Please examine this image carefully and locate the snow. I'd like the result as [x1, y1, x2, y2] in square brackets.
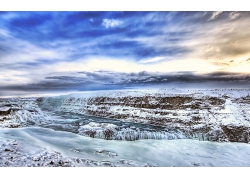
[1, 88, 250, 166]
[0, 107, 11, 111]
[1, 127, 250, 167]
[81, 122, 118, 130]
[0, 129, 81, 167]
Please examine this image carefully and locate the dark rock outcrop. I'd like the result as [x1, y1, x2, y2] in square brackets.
[221, 125, 250, 143]
[0, 107, 11, 116]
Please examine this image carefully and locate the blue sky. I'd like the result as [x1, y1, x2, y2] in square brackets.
[1, 11, 250, 96]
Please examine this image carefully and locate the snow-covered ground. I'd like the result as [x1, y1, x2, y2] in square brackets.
[1, 127, 250, 167]
[1, 88, 250, 166]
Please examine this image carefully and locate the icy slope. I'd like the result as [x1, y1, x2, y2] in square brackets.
[38, 89, 250, 143]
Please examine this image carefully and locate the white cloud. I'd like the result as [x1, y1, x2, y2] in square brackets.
[3, 44, 62, 64]
[0, 34, 70, 64]
[52, 56, 218, 74]
[144, 77, 155, 82]
[229, 12, 240, 20]
[204, 46, 221, 53]
[0, 70, 31, 85]
[208, 11, 223, 21]
[102, 19, 123, 28]
[139, 57, 166, 63]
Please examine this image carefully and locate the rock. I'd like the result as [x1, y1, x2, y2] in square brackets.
[0, 107, 11, 116]
[7, 124, 21, 128]
[49, 161, 54, 165]
[103, 128, 115, 140]
[83, 129, 96, 138]
[221, 125, 250, 143]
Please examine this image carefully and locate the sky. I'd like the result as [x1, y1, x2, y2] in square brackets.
[1, 11, 250, 97]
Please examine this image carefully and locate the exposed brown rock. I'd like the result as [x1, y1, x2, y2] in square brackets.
[221, 125, 250, 143]
[0, 107, 11, 116]
[233, 95, 250, 104]
[87, 95, 225, 110]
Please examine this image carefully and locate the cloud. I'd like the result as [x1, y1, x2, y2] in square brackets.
[45, 76, 85, 83]
[0, 28, 70, 65]
[102, 19, 123, 28]
[204, 46, 221, 53]
[1, 70, 250, 97]
[208, 11, 223, 21]
[51, 56, 219, 74]
[229, 12, 240, 20]
[139, 57, 166, 63]
[2, 11, 248, 68]
[1, 11, 250, 97]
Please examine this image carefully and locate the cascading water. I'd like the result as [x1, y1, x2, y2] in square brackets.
[78, 122, 186, 141]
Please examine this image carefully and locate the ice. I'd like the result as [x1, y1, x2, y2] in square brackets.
[1, 127, 250, 167]
[0, 130, 81, 167]
[78, 122, 186, 141]
[1, 88, 250, 166]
